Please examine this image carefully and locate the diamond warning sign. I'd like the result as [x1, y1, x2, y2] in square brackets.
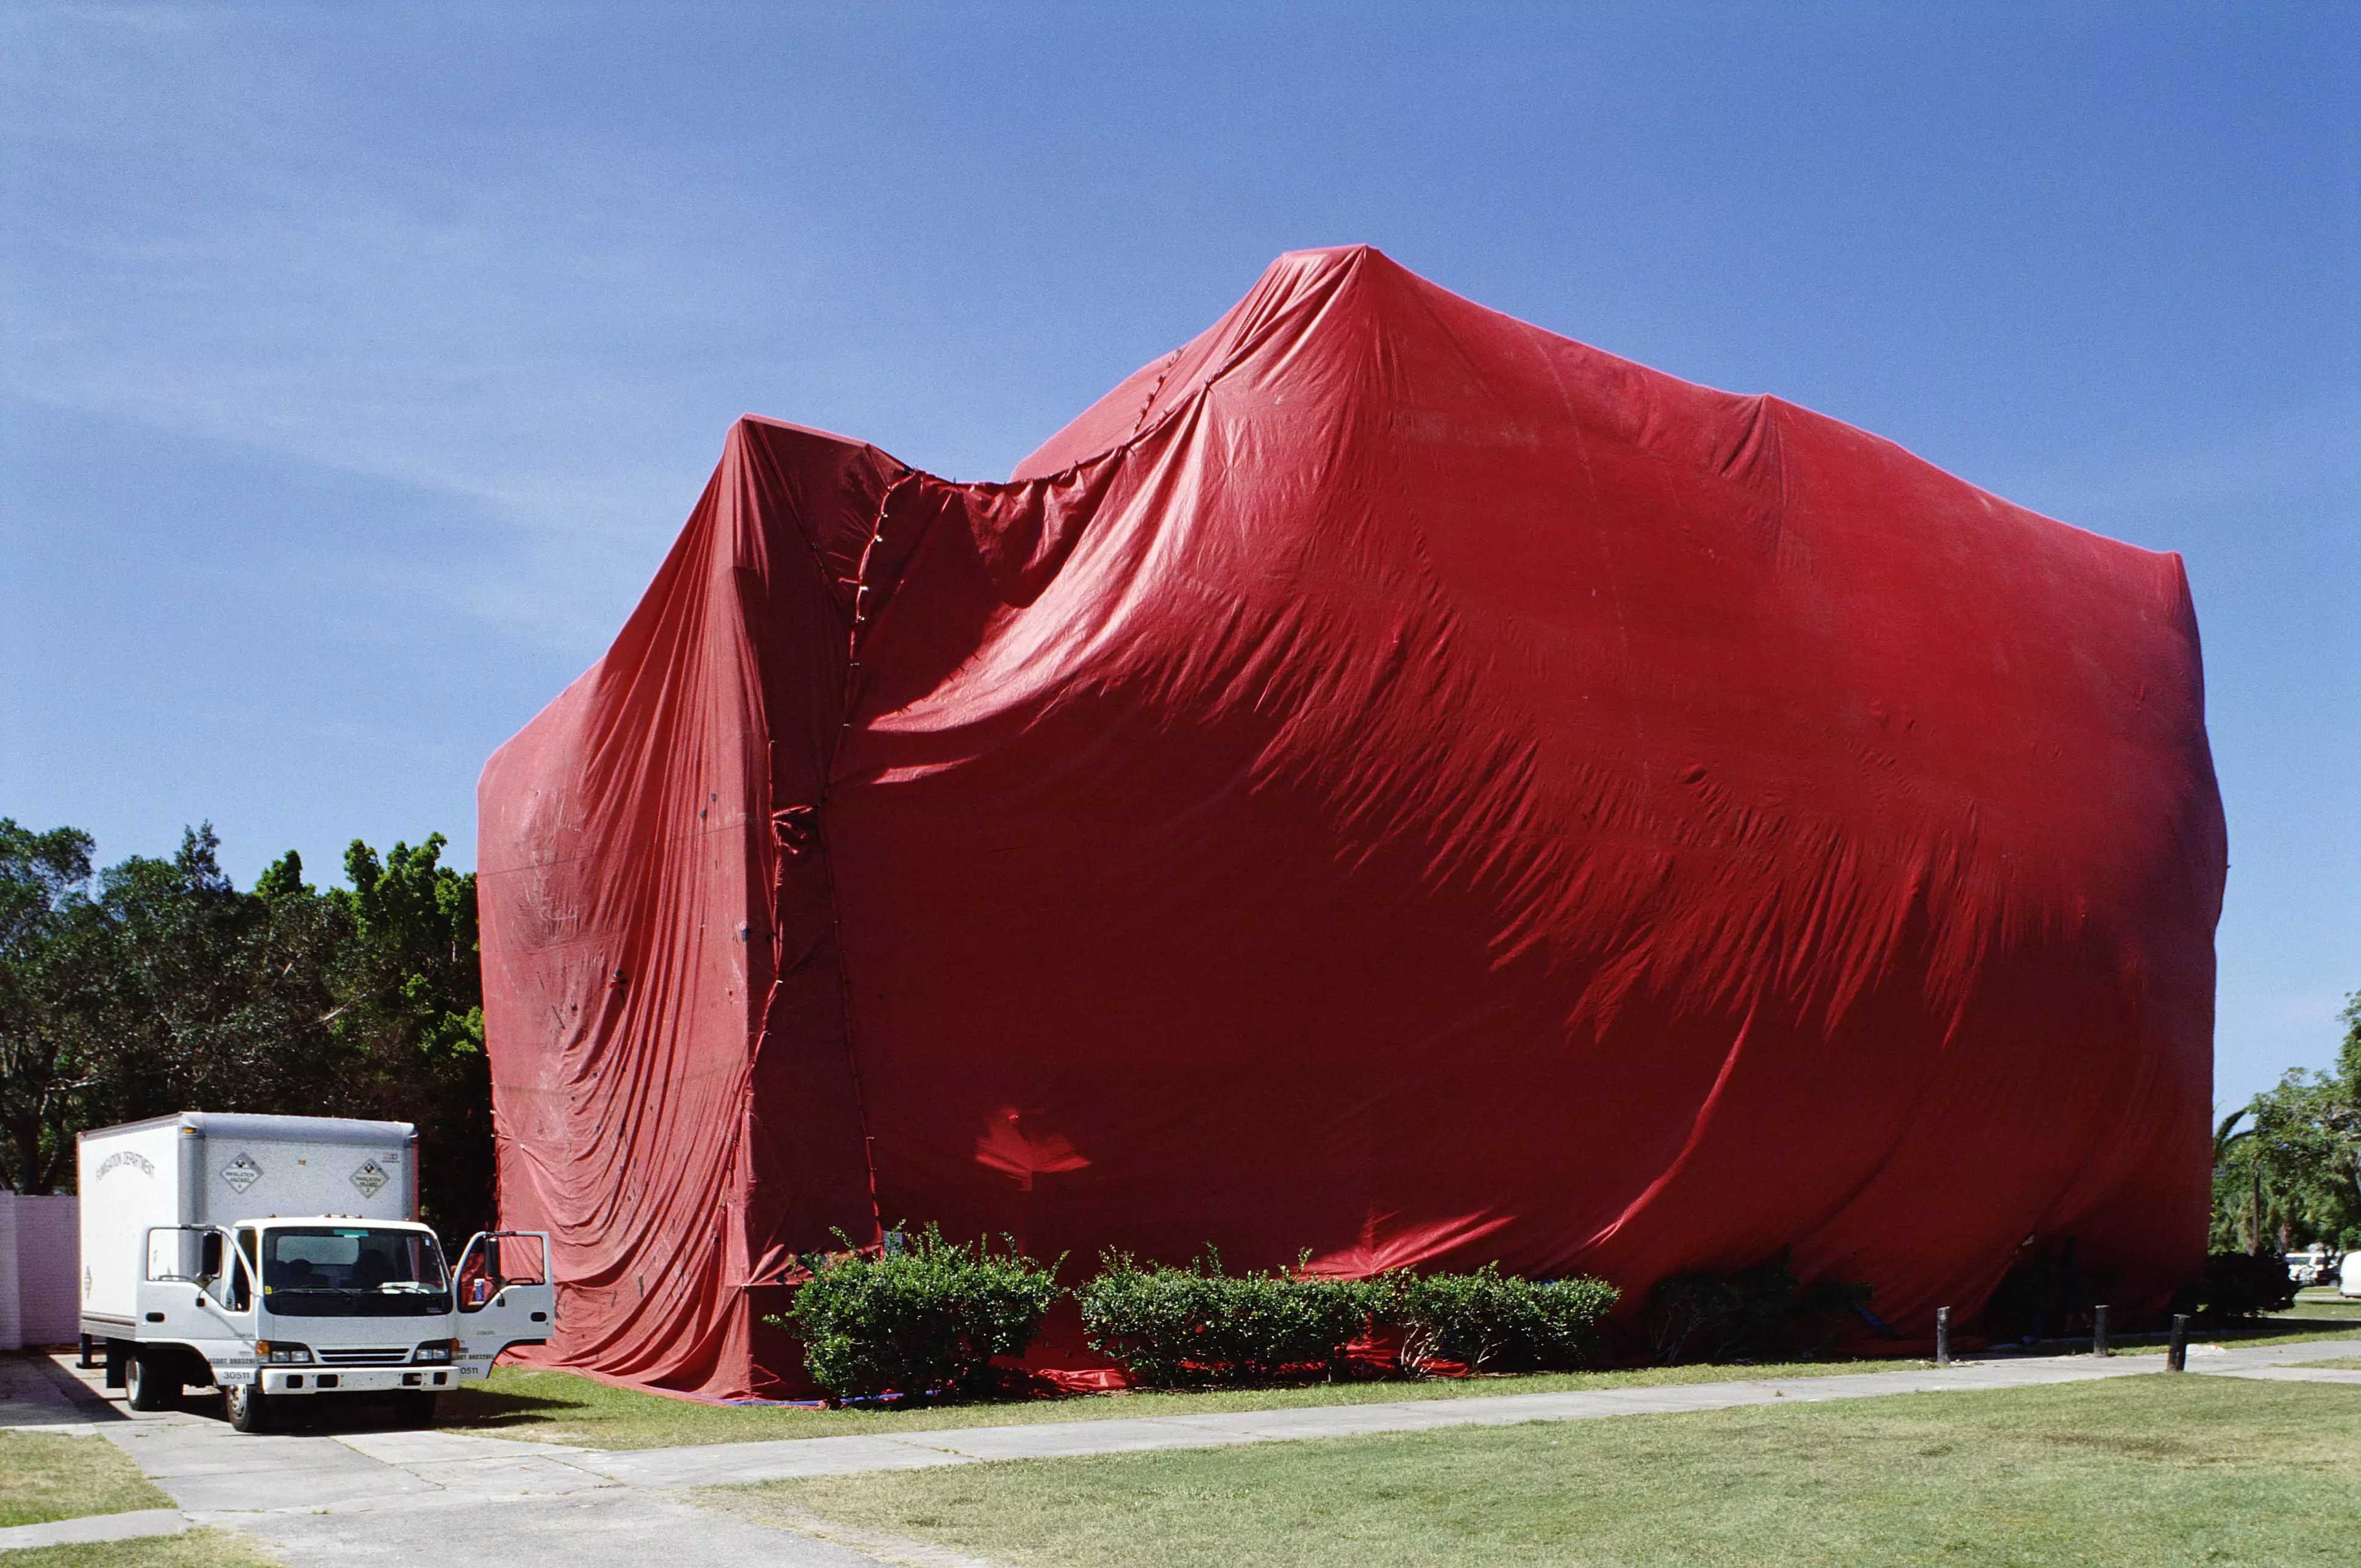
[221, 1155, 263, 1194]
[349, 1160, 389, 1198]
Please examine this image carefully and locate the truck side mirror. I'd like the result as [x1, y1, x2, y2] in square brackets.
[201, 1231, 223, 1278]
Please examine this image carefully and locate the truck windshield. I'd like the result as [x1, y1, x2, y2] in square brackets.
[262, 1227, 451, 1317]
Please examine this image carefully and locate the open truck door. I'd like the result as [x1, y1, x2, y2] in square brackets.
[451, 1230, 553, 1378]
[130, 1226, 254, 1409]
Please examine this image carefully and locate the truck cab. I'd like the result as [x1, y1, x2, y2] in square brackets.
[129, 1217, 551, 1431]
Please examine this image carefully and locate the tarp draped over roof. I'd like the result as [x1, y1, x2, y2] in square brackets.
[479, 246, 2224, 1399]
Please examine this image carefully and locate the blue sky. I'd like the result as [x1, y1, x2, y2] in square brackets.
[2, 3, 2354, 1109]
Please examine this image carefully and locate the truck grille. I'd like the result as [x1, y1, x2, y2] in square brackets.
[315, 1347, 409, 1366]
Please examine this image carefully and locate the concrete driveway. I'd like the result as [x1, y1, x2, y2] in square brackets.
[18, 1356, 893, 1566]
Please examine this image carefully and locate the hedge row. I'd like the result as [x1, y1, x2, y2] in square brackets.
[1077, 1249, 1383, 1386]
[768, 1231, 1620, 1402]
[782, 1227, 1060, 1402]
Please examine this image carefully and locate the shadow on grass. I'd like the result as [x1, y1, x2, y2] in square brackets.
[431, 1384, 596, 1430]
[2254, 1314, 2361, 1331]
[1981, 1312, 2361, 1358]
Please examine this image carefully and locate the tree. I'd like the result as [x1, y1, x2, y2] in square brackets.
[1, 821, 495, 1239]
[77, 826, 347, 1130]
[2210, 1107, 2256, 1253]
[2211, 992, 2361, 1253]
[0, 820, 100, 1192]
[326, 834, 492, 1236]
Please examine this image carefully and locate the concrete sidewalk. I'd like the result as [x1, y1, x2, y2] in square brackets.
[0, 1347, 105, 1436]
[0, 1509, 191, 1555]
[16, 1336, 2360, 1567]
[574, 1335, 2361, 1488]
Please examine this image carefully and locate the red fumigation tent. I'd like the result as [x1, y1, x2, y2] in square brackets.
[479, 247, 2224, 1398]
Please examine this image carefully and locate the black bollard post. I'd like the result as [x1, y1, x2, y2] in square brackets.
[2166, 1313, 2190, 1372]
[1935, 1306, 1951, 1368]
[2093, 1304, 2110, 1358]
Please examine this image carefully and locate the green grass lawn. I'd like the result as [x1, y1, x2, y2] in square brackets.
[438, 1358, 1904, 1451]
[0, 1530, 278, 1567]
[2279, 1293, 2361, 1322]
[715, 1375, 2361, 1567]
[442, 1316, 2361, 1452]
[2018, 1299, 2360, 1358]
[2113, 1319, 2361, 1355]
[0, 1431, 172, 1529]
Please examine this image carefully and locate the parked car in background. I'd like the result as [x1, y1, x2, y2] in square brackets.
[2286, 1245, 2333, 1288]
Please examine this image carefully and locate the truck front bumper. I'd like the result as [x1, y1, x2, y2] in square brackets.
[260, 1366, 459, 1395]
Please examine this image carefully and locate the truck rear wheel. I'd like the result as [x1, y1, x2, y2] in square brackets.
[393, 1390, 438, 1428]
[224, 1381, 271, 1433]
[124, 1353, 179, 1411]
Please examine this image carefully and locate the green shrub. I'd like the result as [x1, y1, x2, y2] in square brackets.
[1079, 1249, 1377, 1386]
[1385, 1264, 1619, 1375]
[2187, 1251, 2299, 1320]
[1641, 1248, 1871, 1364]
[770, 1226, 1060, 1402]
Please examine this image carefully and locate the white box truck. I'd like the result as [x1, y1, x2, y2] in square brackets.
[78, 1112, 552, 1433]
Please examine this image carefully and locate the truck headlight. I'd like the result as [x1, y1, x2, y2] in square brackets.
[412, 1341, 456, 1364]
[255, 1341, 313, 1364]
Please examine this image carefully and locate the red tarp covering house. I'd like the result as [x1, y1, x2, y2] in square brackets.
[478, 247, 2224, 1398]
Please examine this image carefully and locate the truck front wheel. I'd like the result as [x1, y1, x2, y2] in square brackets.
[224, 1382, 271, 1433]
[124, 1353, 179, 1411]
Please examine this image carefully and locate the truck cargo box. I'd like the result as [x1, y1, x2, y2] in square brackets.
[78, 1114, 415, 1336]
